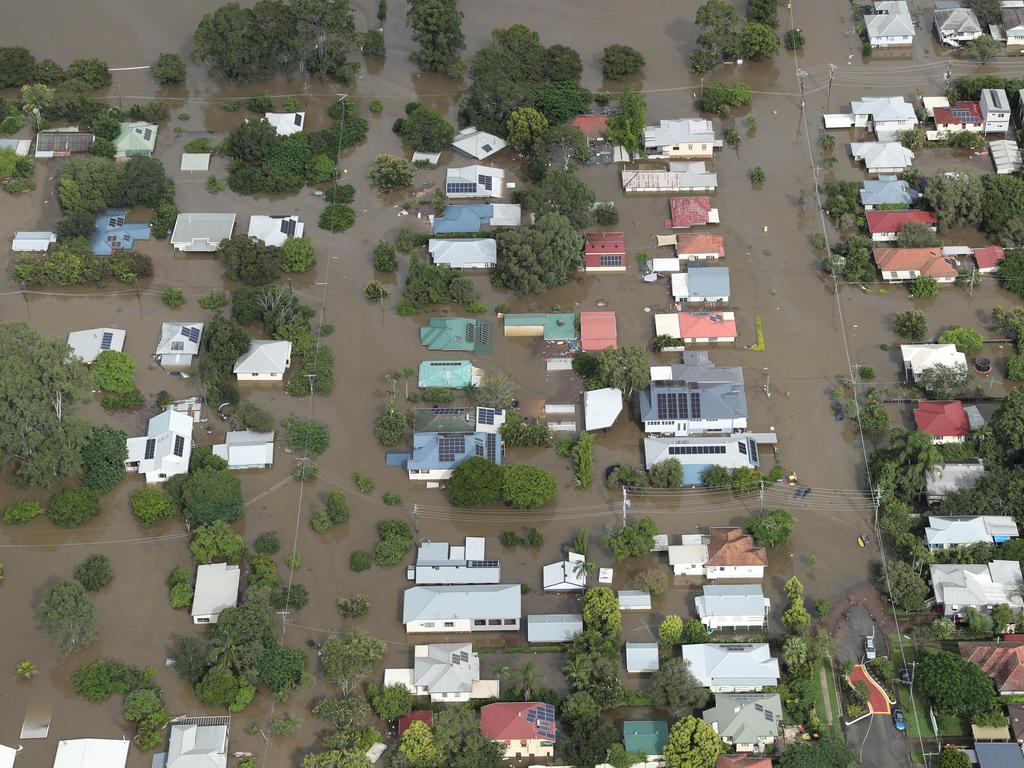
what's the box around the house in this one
[649,350,741,384]
[990,140,1023,175]
[583,231,627,272]
[962,642,1024,694]
[926,460,987,503]
[191,563,240,624]
[431,204,521,234]
[406,431,502,480]
[638,372,747,437]
[873,247,959,282]
[451,127,507,160]
[399,711,433,736]
[926,515,1018,550]
[413,407,505,435]
[503,313,575,341]
[653,311,737,348]
[824,97,918,139]
[676,233,726,261]
[976,743,1024,768]
[934,3,983,46]
[623,721,668,758]
[527,614,583,643]
[170,213,236,252]
[644,433,776,484]
[428,238,497,269]
[403,584,521,632]
[572,115,609,143]
[932,101,983,135]
[706,528,768,580]
[865,210,937,242]
[860,176,922,209]
[671,266,731,304]
[247,215,303,247]
[974,245,1007,272]
[480,702,556,758]
[621,162,718,193]
[1008,1,1024,46]
[12,231,56,252]
[682,643,780,692]
[665,197,719,228]
[850,142,915,173]
[580,311,617,352]
[212,430,275,469]
[52,739,129,768]
[412,537,499,585]
[445,165,504,199]
[703,693,782,752]
[669,533,711,576]
[113,122,157,157]
[618,590,652,611]
[125,408,193,483]
[626,643,660,673]
[155,322,204,367]
[981,88,1012,133]
[696,584,771,630]
[901,344,968,382]
[417,360,482,388]
[929,561,1024,618]
[67,328,125,363]
[265,112,305,136]
[166,717,230,768]
[34,128,94,157]
[584,387,624,431]
[864,1,915,48]
[89,208,151,256]
[0,138,32,156]
[233,339,292,381]
[644,118,722,159]
[914,400,971,443]
[420,318,493,353]
[384,643,498,702]
[543,552,587,591]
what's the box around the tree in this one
[543,44,582,80]
[320,628,385,695]
[604,517,658,560]
[649,658,707,717]
[748,0,779,26]
[502,464,557,509]
[492,213,583,295]
[81,425,128,493]
[0,47,36,88]
[692,0,742,71]
[319,204,356,233]
[783,635,810,670]
[506,107,549,153]
[600,45,645,79]
[883,559,930,611]
[583,587,621,636]
[367,682,413,721]
[829,234,876,283]
[981,174,1024,244]
[740,21,779,59]
[917,649,998,717]
[230,402,275,433]
[784,27,806,49]
[663,716,722,768]
[590,345,650,398]
[281,237,316,273]
[398,105,455,152]
[123,688,163,722]
[196,663,240,708]
[283,417,331,454]
[746,508,795,547]
[782,596,811,634]
[375,406,406,446]
[4,499,43,524]
[400,720,439,768]
[48,487,100,528]
[897,221,940,249]
[369,154,415,192]
[473,373,518,409]
[219,234,282,285]
[923,170,983,229]
[605,88,646,157]
[894,309,928,341]
[963,34,1001,63]
[917,362,971,399]
[92,350,135,393]
[448,457,504,507]
[777,737,857,768]
[225,118,278,164]
[73,554,113,591]
[408,0,465,76]
[190,521,246,564]
[938,326,984,355]
[152,53,186,84]
[37,580,97,654]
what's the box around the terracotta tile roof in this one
[865,209,937,234]
[585,231,625,255]
[914,400,969,438]
[707,527,767,567]
[480,702,556,742]
[961,642,1024,694]
[580,311,618,352]
[715,755,772,768]
[676,233,725,257]
[676,312,737,340]
[1009,702,1024,741]
[872,247,959,279]
[934,101,982,125]
[974,246,1005,271]
[666,197,712,228]
[571,115,609,139]
[399,711,434,735]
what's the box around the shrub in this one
[247,95,274,113]
[281,237,316,273]
[4,499,43,524]
[169,581,194,609]
[324,184,355,204]
[198,291,228,310]
[73,554,113,591]
[383,492,402,506]
[354,472,374,493]
[1007,355,1024,380]
[253,532,281,555]
[785,28,806,50]
[373,240,397,272]
[48,487,100,528]
[369,99,384,113]
[338,594,370,617]
[350,551,372,571]
[750,167,766,184]
[502,465,557,509]
[319,204,356,232]
[161,288,185,308]
[368,154,415,192]
[938,326,984,356]
[283,417,331,454]
[910,275,939,298]
[130,488,177,528]
[594,203,619,226]
[365,280,389,300]
[600,44,645,79]
[271,584,309,611]
[152,53,187,84]
[93,350,135,393]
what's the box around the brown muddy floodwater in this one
[0,0,1019,765]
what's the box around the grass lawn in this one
[809,657,843,738]
[935,713,969,737]
[896,681,935,739]
[822,656,843,738]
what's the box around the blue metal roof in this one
[432,205,493,234]
[407,431,503,472]
[90,208,151,256]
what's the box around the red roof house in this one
[974,245,1005,273]
[914,401,970,441]
[580,311,618,352]
[865,210,937,240]
[583,231,627,272]
[399,710,434,735]
[656,311,736,343]
[933,101,983,130]
[873,247,959,282]
[571,115,609,140]
[480,702,556,757]
[961,642,1024,695]
[675,233,725,260]
[665,197,718,229]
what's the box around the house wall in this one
[1010,29,1024,45]
[673,563,707,576]
[584,264,628,273]
[681,335,736,344]
[408,468,457,481]
[649,144,715,159]
[871,232,898,242]
[504,326,545,337]
[869,35,915,47]
[237,372,284,381]
[193,613,219,624]
[731,737,775,753]
[882,269,955,283]
[930,434,966,445]
[679,252,720,261]
[934,123,983,135]
[644,417,746,437]
[406,618,520,633]
[701,614,767,630]
[707,565,766,580]
[709,682,769,693]
[499,739,554,759]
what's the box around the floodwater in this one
[0,0,1019,765]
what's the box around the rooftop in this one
[676,233,725,257]
[961,641,1024,694]
[452,127,507,160]
[865,209,937,234]
[67,327,125,363]
[572,115,609,138]
[666,196,715,228]
[707,528,768,568]
[703,693,782,744]
[480,702,556,743]
[526,613,583,643]
[930,561,1024,609]
[192,563,241,620]
[682,643,780,689]
[873,247,959,279]
[696,584,769,618]
[403,584,521,623]
[626,643,660,672]
[914,400,970,438]
[622,721,668,756]
[233,340,292,375]
[860,176,921,207]
[580,311,617,352]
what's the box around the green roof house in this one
[503,313,576,342]
[418,360,482,389]
[114,122,158,157]
[420,318,493,355]
[622,720,668,757]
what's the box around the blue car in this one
[892,707,906,731]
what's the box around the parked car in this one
[892,707,906,731]
[794,486,811,499]
[899,664,912,685]
[864,635,876,660]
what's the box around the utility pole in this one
[117,82,122,111]
[826,63,837,111]
[758,479,765,515]
[872,487,882,532]
[969,266,977,298]
[797,69,808,113]
[763,367,771,399]
[303,79,310,109]
[134,278,143,316]
[621,486,630,526]
[944,61,953,89]
[699,76,705,102]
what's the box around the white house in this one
[411,537,500,585]
[247,215,304,247]
[900,343,968,383]
[212,430,275,470]
[695,584,771,630]
[865,1,915,48]
[981,89,1012,134]
[445,165,504,199]
[824,97,918,140]
[191,563,240,624]
[428,238,497,269]
[265,112,305,136]
[233,339,292,381]
[67,328,125,364]
[170,214,236,252]
[543,552,587,592]
[925,516,1019,550]
[52,739,129,768]
[705,527,768,580]
[639,374,747,438]
[1004,1,1024,46]
[703,693,782,753]
[12,231,56,251]
[682,643,780,692]
[125,408,193,483]
[452,127,507,160]
[850,142,915,174]
[155,322,204,367]
[621,162,718,193]
[644,118,722,159]
[644,434,776,486]
[933,4,983,46]
[625,643,660,673]
[403,585,521,633]
[670,267,731,305]
[166,718,229,768]
[930,561,1024,618]
[384,643,499,702]
[668,533,711,576]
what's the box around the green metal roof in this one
[419,318,493,354]
[622,721,668,756]
[418,360,476,389]
[504,313,576,342]
[114,122,158,154]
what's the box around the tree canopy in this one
[448,457,505,507]
[605,88,646,157]
[917,649,999,718]
[663,716,722,768]
[600,45,645,79]
[492,213,583,295]
[408,0,465,76]
[37,580,97,654]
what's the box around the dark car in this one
[892,707,906,731]
[794,486,811,499]
[899,664,912,685]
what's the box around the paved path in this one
[819,662,834,725]
[850,664,891,714]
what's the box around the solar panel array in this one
[429,407,463,416]
[951,109,980,124]
[478,175,492,191]
[144,438,156,460]
[690,392,701,418]
[486,433,497,462]
[599,254,623,267]
[749,441,759,463]
[447,182,477,194]
[100,332,113,350]
[280,218,297,236]
[438,434,464,463]
[465,324,475,343]
[430,361,463,367]
[478,407,495,425]
[183,327,201,344]
[143,128,153,141]
[656,392,689,420]
[481,143,493,152]
[479,323,490,344]
[526,703,556,739]
[173,435,186,457]
[293,113,303,126]
[108,215,125,227]
[753,702,775,722]
[668,444,727,455]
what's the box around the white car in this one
[864,635,876,661]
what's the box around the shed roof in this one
[181,153,211,172]
[625,643,660,672]
[572,115,609,138]
[526,614,583,642]
[618,590,652,609]
[991,140,1024,175]
[584,387,623,431]
[233,340,292,375]
[192,563,240,619]
[580,311,617,352]
[52,739,129,768]
[622,721,668,756]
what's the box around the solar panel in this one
[749,441,759,463]
[478,408,495,425]
[480,323,490,343]
[599,254,623,267]
[173,435,186,457]
[100,332,113,350]
[690,392,701,418]
[738,441,747,455]
[430,407,462,415]
[656,392,688,420]
[447,182,477,194]
[465,324,475,343]
[668,444,727,455]
[294,113,303,126]
[144,438,156,460]
[183,327,201,343]
[143,128,152,141]
[486,433,497,462]
[438,435,463,463]
[280,218,297,236]
[478,175,492,191]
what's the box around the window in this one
[503,618,516,625]
[488,619,501,625]
[197,617,210,624]
[474,620,486,626]
[443,621,455,627]
[422,622,435,628]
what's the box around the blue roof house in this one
[406,431,503,480]
[433,205,494,234]
[90,209,151,256]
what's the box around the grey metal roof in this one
[233,340,291,374]
[35,129,94,153]
[639,378,747,423]
[703,693,782,744]
[403,585,521,622]
[682,643,780,689]
[686,266,731,297]
[584,387,623,431]
[428,238,497,268]
[191,563,240,619]
[626,643,660,672]
[851,142,915,170]
[934,6,981,34]
[982,88,1011,112]
[414,643,480,693]
[526,614,583,642]
[653,352,745,386]
[618,590,652,609]
[644,118,720,150]
[170,213,236,248]
[695,584,769,619]
[926,460,986,499]
[926,516,1019,547]
[861,176,921,207]
[930,561,1024,609]
[167,720,229,768]
[865,1,914,39]
[976,742,1024,768]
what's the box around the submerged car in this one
[892,707,906,731]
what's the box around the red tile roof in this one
[666,197,713,228]
[585,231,625,256]
[399,711,434,735]
[571,115,609,139]
[914,400,969,438]
[707,527,767,567]
[974,245,1005,271]
[480,702,556,743]
[676,312,737,340]
[934,101,982,126]
[865,209,937,234]
[580,311,617,352]
[676,233,725,257]
[716,756,772,768]
[961,642,1024,694]
[872,248,959,279]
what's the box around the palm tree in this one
[573,529,588,557]
[499,663,539,700]
[16,661,38,679]
[400,367,416,399]
[892,429,942,490]
[572,556,595,582]
[562,656,590,689]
